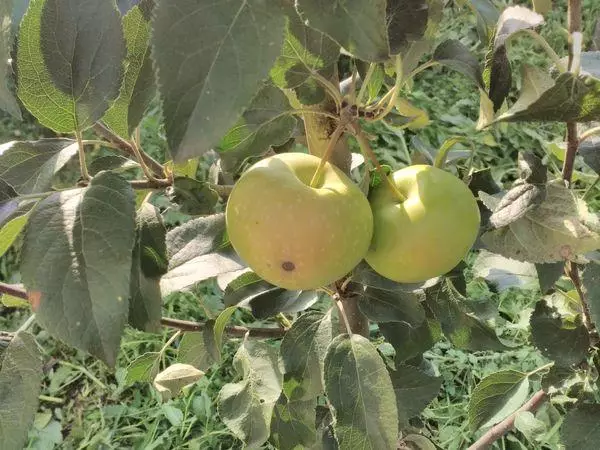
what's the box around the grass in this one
[1,1,600,449]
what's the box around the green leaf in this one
[532,0,551,15]
[1,294,30,308]
[536,262,564,294]
[218,83,297,172]
[128,203,166,333]
[0,213,28,258]
[270,394,317,450]
[103,0,156,139]
[496,70,600,123]
[280,311,333,400]
[21,172,136,366]
[0,139,78,194]
[167,177,219,216]
[561,404,600,448]
[400,434,436,450]
[153,363,204,401]
[153,0,286,161]
[296,0,389,62]
[582,262,600,330]
[481,181,600,263]
[0,0,21,119]
[324,334,398,450]
[467,0,499,42]
[17,0,125,132]
[177,328,220,371]
[433,39,484,88]
[218,339,283,449]
[530,299,589,367]
[214,306,237,353]
[0,331,43,450]
[514,411,547,443]
[473,250,538,292]
[354,282,426,326]
[425,279,508,351]
[125,352,160,384]
[89,154,138,176]
[579,136,600,175]
[390,363,442,425]
[386,0,429,55]
[270,9,339,90]
[468,370,530,431]
[379,318,442,363]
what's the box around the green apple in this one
[226,152,373,290]
[366,165,480,283]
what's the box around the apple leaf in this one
[386,0,429,55]
[0,331,43,450]
[17,0,125,132]
[424,279,508,351]
[0,0,21,119]
[0,139,79,194]
[128,203,166,333]
[468,370,530,431]
[579,136,600,175]
[354,282,426,326]
[467,0,499,43]
[218,84,297,172]
[481,181,600,263]
[102,0,156,139]
[166,177,219,216]
[433,39,484,88]
[489,182,546,229]
[153,0,286,161]
[89,155,139,176]
[390,363,442,425]
[270,394,317,450]
[400,435,437,450]
[296,0,389,62]
[125,352,161,384]
[530,299,589,367]
[513,411,547,442]
[177,328,220,371]
[324,334,398,450]
[153,363,204,401]
[218,339,283,449]
[535,262,564,294]
[379,318,442,363]
[0,213,28,259]
[473,250,538,292]
[561,404,600,448]
[582,262,600,332]
[21,172,136,366]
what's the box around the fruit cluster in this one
[226,153,480,290]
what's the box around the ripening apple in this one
[366,165,480,283]
[226,153,373,290]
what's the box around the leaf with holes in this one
[0,0,21,119]
[324,334,398,450]
[153,0,286,161]
[468,370,530,430]
[0,332,43,450]
[21,172,136,366]
[0,140,79,194]
[218,339,283,449]
[102,0,156,139]
[17,0,125,132]
[296,0,389,62]
[481,181,600,263]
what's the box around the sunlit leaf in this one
[125,352,160,384]
[153,363,204,401]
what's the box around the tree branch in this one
[468,390,547,450]
[160,317,287,338]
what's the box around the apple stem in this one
[309,123,346,188]
[350,122,407,202]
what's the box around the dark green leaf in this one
[315,405,338,450]
[386,0,429,55]
[355,283,426,326]
[0,331,43,450]
[296,0,389,62]
[0,139,78,194]
[467,0,499,42]
[218,84,297,172]
[560,403,600,448]
[390,363,442,425]
[536,262,564,294]
[379,318,442,363]
[153,0,286,161]
[21,172,136,366]
[530,299,589,367]
[467,168,501,195]
[167,177,219,216]
[218,339,283,449]
[129,203,165,333]
[270,394,316,450]
[177,327,220,371]
[468,370,530,430]
[486,40,511,112]
[433,39,484,88]
[582,262,600,334]
[103,0,156,139]
[17,0,125,132]
[125,352,160,384]
[324,334,398,450]
[518,151,547,185]
[0,0,21,119]
[89,154,138,176]
[425,279,508,351]
[214,306,237,353]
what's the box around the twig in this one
[76,130,91,181]
[160,317,286,338]
[468,390,547,450]
[334,294,353,336]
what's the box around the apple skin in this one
[226,153,373,290]
[365,165,480,283]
